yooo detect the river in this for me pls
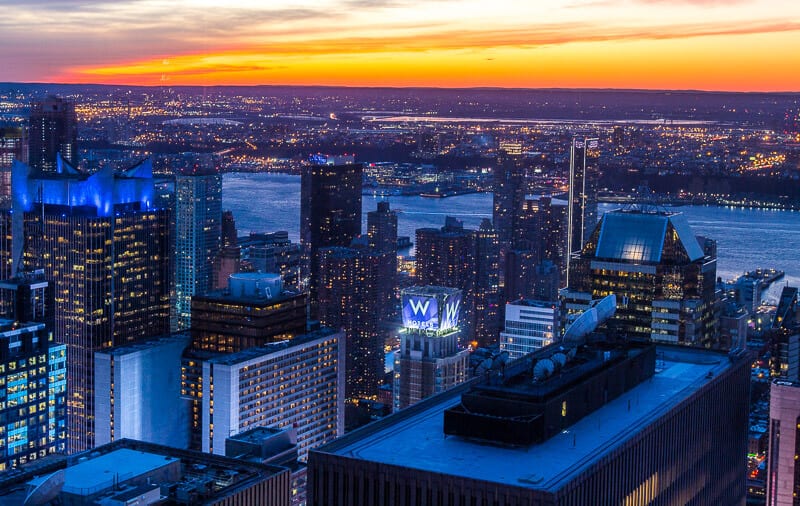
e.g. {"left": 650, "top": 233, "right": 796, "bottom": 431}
{"left": 223, "top": 172, "right": 800, "bottom": 301}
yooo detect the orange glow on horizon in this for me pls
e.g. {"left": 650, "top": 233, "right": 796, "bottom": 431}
{"left": 58, "top": 28, "right": 800, "bottom": 92}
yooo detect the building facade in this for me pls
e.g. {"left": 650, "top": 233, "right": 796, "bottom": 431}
{"left": 309, "top": 343, "right": 750, "bottom": 506}
{"left": 565, "top": 207, "right": 718, "bottom": 347}
{"left": 94, "top": 333, "right": 191, "bottom": 449}
{"left": 393, "top": 286, "right": 469, "bottom": 411}
{"left": 198, "top": 328, "right": 345, "bottom": 461}
{"left": 499, "top": 300, "right": 560, "bottom": 359}
{"left": 367, "top": 201, "right": 398, "bottom": 320}
{"left": 767, "top": 380, "right": 800, "bottom": 506}
{"left": 174, "top": 167, "right": 222, "bottom": 331}
{"left": 28, "top": 96, "right": 77, "bottom": 173}
{"left": 300, "top": 156, "right": 362, "bottom": 308}
{"left": 12, "top": 159, "right": 171, "bottom": 453}
{"left": 566, "top": 136, "right": 599, "bottom": 284}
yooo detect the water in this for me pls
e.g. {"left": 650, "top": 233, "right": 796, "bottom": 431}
{"left": 224, "top": 172, "right": 800, "bottom": 301}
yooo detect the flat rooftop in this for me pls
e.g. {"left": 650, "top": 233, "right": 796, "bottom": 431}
{"left": 60, "top": 448, "right": 177, "bottom": 495}
{"left": 318, "top": 345, "right": 737, "bottom": 492}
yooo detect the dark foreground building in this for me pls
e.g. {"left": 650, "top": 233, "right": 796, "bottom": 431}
{"left": 0, "top": 438, "right": 290, "bottom": 505}
{"left": 308, "top": 337, "right": 750, "bottom": 506}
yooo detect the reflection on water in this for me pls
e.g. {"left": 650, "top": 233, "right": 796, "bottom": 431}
{"left": 224, "top": 173, "right": 800, "bottom": 298}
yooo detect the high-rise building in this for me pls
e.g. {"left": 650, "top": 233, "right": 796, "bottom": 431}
{"left": 393, "top": 286, "right": 469, "bottom": 411}
{"left": 566, "top": 136, "right": 599, "bottom": 285}
{"left": 499, "top": 300, "right": 560, "bottom": 359}
{"left": 415, "top": 217, "right": 477, "bottom": 341}
{"left": 318, "top": 245, "right": 384, "bottom": 402}
{"left": 565, "top": 207, "right": 718, "bottom": 347}
{"left": 28, "top": 96, "right": 78, "bottom": 173}
{"left": 767, "top": 380, "right": 800, "bottom": 506}
{"left": 94, "top": 333, "right": 191, "bottom": 449}
{"left": 474, "top": 219, "right": 501, "bottom": 346}
{"left": 492, "top": 143, "right": 526, "bottom": 253}
{"left": 300, "top": 155, "right": 362, "bottom": 309}
{"left": 12, "top": 159, "right": 171, "bottom": 453}
{"left": 0, "top": 127, "right": 26, "bottom": 206}
{"left": 367, "top": 201, "right": 398, "bottom": 320}
{"left": 0, "top": 272, "right": 66, "bottom": 471}
{"left": 196, "top": 328, "right": 345, "bottom": 461}
{"left": 245, "top": 232, "right": 302, "bottom": 290}
{"left": 309, "top": 342, "right": 751, "bottom": 506}
{"left": 190, "top": 273, "right": 307, "bottom": 353}
{"left": 174, "top": 164, "right": 222, "bottom": 331}
{"left": 506, "top": 196, "right": 568, "bottom": 301}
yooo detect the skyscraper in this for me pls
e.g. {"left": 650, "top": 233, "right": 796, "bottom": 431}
{"left": 12, "top": 159, "right": 171, "bottom": 453}
{"left": 492, "top": 142, "right": 526, "bottom": 252}
{"left": 309, "top": 343, "right": 751, "bottom": 506}
{"left": 28, "top": 96, "right": 78, "bottom": 173}
{"left": 566, "top": 136, "right": 599, "bottom": 285}
{"left": 0, "top": 271, "right": 66, "bottom": 470}
{"left": 415, "top": 217, "right": 477, "bottom": 342}
{"left": 393, "top": 286, "right": 469, "bottom": 411}
{"left": 367, "top": 201, "right": 398, "bottom": 320}
{"left": 318, "top": 245, "right": 384, "bottom": 402}
{"left": 474, "top": 219, "right": 501, "bottom": 346}
{"left": 565, "top": 207, "right": 718, "bottom": 346}
{"left": 174, "top": 162, "right": 222, "bottom": 331}
{"left": 0, "top": 127, "right": 26, "bottom": 206}
{"left": 499, "top": 299, "right": 560, "bottom": 359}
{"left": 300, "top": 155, "right": 362, "bottom": 310}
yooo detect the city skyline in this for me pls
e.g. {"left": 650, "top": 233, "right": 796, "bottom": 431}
{"left": 1, "top": 0, "right": 798, "bottom": 91}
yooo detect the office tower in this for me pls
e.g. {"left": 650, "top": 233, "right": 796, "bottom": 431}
{"left": 174, "top": 164, "right": 222, "bottom": 331}
{"left": 318, "top": 246, "right": 384, "bottom": 401}
{"left": 190, "top": 273, "right": 307, "bottom": 353}
{"left": 507, "top": 196, "right": 568, "bottom": 301}
{"left": 12, "top": 159, "right": 171, "bottom": 453}
{"left": 300, "top": 155, "right": 362, "bottom": 308}
{"left": 415, "top": 217, "right": 477, "bottom": 341}
{"left": 94, "top": 333, "right": 190, "bottom": 448}
{"left": 309, "top": 342, "right": 751, "bottom": 506}
{"left": 492, "top": 142, "right": 526, "bottom": 252}
{"left": 566, "top": 136, "right": 599, "bottom": 285}
{"left": 0, "top": 273, "right": 66, "bottom": 471}
{"left": 197, "top": 328, "right": 345, "bottom": 461}
{"left": 0, "top": 439, "right": 291, "bottom": 505}
{"left": 767, "top": 380, "right": 800, "bottom": 506}
{"left": 367, "top": 201, "right": 398, "bottom": 320}
{"left": 0, "top": 127, "right": 26, "bottom": 206}
{"left": 474, "top": 219, "right": 501, "bottom": 346}
{"left": 564, "top": 207, "right": 718, "bottom": 346}
{"left": 499, "top": 300, "right": 560, "bottom": 359}
{"left": 221, "top": 209, "right": 237, "bottom": 247}
{"left": 28, "top": 96, "right": 78, "bottom": 173}
{"left": 393, "top": 286, "right": 469, "bottom": 411}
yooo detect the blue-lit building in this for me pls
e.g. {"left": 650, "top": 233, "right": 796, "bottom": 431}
{"left": 174, "top": 161, "right": 222, "bottom": 331}
{"left": 11, "top": 158, "right": 171, "bottom": 453}
{"left": 0, "top": 271, "right": 66, "bottom": 471}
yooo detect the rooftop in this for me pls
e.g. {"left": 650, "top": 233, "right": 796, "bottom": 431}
{"left": 316, "top": 345, "right": 742, "bottom": 492}
{"left": 204, "top": 327, "right": 340, "bottom": 366}
{"left": 58, "top": 448, "right": 177, "bottom": 496}
{"left": 594, "top": 209, "right": 704, "bottom": 263}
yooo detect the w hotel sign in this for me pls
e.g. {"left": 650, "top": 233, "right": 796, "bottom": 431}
{"left": 402, "top": 286, "right": 462, "bottom": 333}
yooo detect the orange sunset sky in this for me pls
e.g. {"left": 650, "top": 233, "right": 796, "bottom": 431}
{"left": 1, "top": 0, "right": 799, "bottom": 91}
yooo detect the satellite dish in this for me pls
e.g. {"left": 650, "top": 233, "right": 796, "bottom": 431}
{"left": 551, "top": 353, "right": 567, "bottom": 370}
{"left": 533, "top": 359, "right": 555, "bottom": 380}
{"left": 475, "top": 358, "right": 493, "bottom": 376}
{"left": 495, "top": 351, "right": 510, "bottom": 367}
{"left": 594, "top": 294, "right": 617, "bottom": 322}
{"left": 24, "top": 469, "right": 65, "bottom": 506}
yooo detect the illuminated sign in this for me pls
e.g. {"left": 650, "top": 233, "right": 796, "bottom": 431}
{"left": 402, "top": 289, "right": 461, "bottom": 332}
